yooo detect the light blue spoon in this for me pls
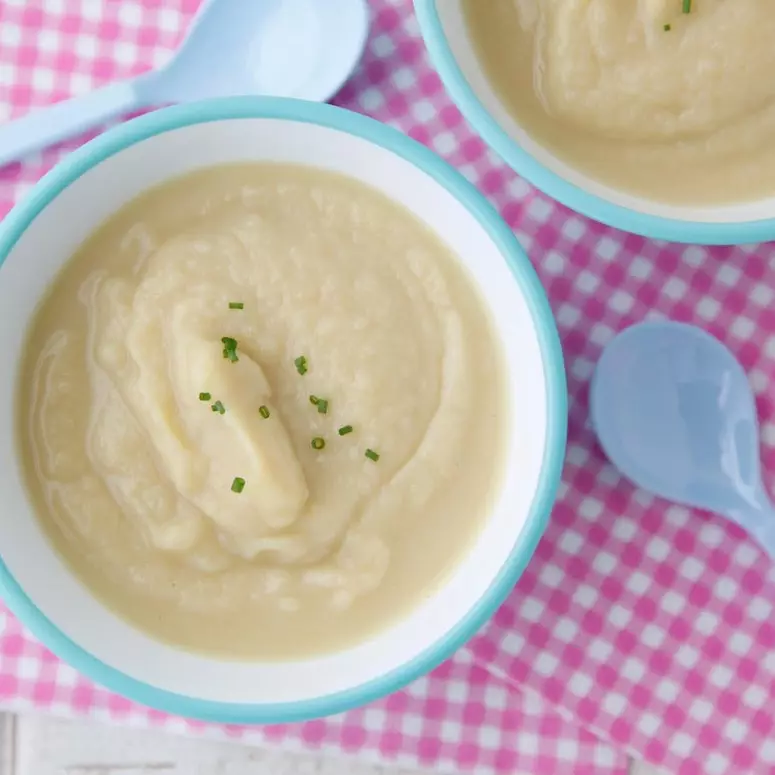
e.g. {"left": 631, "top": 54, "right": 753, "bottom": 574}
{"left": 0, "top": 0, "right": 369, "bottom": 168}
{"left": 590, "top": 320, "right": 775, "bottom": 559}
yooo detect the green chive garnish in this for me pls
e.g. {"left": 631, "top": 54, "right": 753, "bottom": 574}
{"left": 211, "top": 400, "right": 225, "bottom": 414}
{"left": 228, "top": 302, "right": 244, "bottom": 310}
{"left": 199, "top": 392, "right": 211, "bottom": 401}
{"left": 294, "top": 355, "right": 308, "bottom": 375}
{"left": 221, "top": 336, "right": 239, "bottom": 363}
{"left": 231, "top": 477, "right": 245, "bottom": 493}
{"left": 663, "top": 23, "right": 671, "bottom": 31}
{"left": 365, "top": 449, "right": 379, "bottom": 462}
{"left": 311, "top": 437, "right": 325, "bottom": 450}
{"left": 338, "top": 425, "right": 353, "bottom": 436}
{"left": 259, "top": 405, "right": 270, "bottom": 419}
{"left": 682, "top": 0, "right": 691, "bottom": 12}
{"left": 309, "top": 395, "right": 328, "bottom": 414}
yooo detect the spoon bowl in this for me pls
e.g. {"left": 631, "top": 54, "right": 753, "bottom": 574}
{"left": 148, "top": 0, "right": 369, "bottom": 104}
{"left": 590, "top": 321, "right": 775, "bottom": 559}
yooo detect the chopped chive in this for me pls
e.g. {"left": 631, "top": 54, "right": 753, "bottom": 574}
{"left": 309, "top": 395, "right": 328, "bottom": 414}
{"left": 221, "top": 336, "right": 239, "bottom": 363}
{"left": 211, "top": 400, "right": 225, "bottom": 414}
{"left": 228, "top": 302, "right": 244, "bottom": 310}
{"left": 682, "top": 0, "right": 691, "bottom": 12}
{"left": 259, "top": 405, "right": 270, "bottom": 419}
{"left": 663, "top": 23, "right": 671, "bottom": 30}
{"left": 231, "top": 476, "right": 246, "bottom": 493}
{"left": 199, "top": 392, "right": 211, "bottom": 401}
{"left": 294, "top": 355, "right": 308, "bottom": 375}
{"left": 338, "top": 425, "right": 354, "bottom": 436}
{"left": 365, "top": 449, "right": 380, "bottom": 462}
{"left": 311, "top": 437, "right": 325, "bottom": 450}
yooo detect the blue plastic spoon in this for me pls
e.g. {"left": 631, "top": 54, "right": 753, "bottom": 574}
{"left": 590, "top": 320, "right": 775, "bottom": 559}
{"left": 0, "top": 0, "right": 369, "bottom": 168}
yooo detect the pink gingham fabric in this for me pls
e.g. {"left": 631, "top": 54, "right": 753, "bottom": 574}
{"left": 1, "top": 1, "right": 774, "bottom": 774}
{"left": 0, "top": 609, "right": 624, "bottom": 775}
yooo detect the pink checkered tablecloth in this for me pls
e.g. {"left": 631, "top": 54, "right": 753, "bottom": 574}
{"left": 1, "top": 2, "right": 775, "bottom": 774}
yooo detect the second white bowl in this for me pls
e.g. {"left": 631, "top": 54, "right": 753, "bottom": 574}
{"left": 415, "top": 0, "right": 775, "bottom": 245}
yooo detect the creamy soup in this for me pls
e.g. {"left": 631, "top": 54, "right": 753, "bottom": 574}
{"left": 17, "top": 164, "right": 509, "bottom": 660}
{"left": 464, "top": 0, "right": 775, "bottom": 205}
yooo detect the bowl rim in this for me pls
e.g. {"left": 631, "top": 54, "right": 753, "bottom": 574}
{"left": 414, "top": 0, "right": 775, "bottom": 246}
{"left": 0, "top": 96, "right": 567, "bottom": 723}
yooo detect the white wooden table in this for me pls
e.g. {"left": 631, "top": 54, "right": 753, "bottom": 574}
{"left": 0, "top": 713, "right": 662, "bottom": 775}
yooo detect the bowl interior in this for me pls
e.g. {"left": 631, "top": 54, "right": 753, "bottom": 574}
{"left": 0, "top": 106, "right": 555, "bottom": 710}
{"left": 433, "top": 0, "right": 775, "bottom": 226}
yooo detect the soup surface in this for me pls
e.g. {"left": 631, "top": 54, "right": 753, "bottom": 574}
{"left": 17, "top": 164, "right": 509, "bottom": 659}
{"left": 464, "top": 0, "right": 775, "bottom": 205}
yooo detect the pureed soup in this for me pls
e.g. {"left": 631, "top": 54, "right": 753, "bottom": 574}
{"left": 17, "top": 164, "right": 509, "bottom": 659}
{"left": 464, "top": 0, "right": 775, "bottom": 205}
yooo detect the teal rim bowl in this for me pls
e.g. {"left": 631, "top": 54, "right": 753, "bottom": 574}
{"left": 414, "top": 0, "right": 775, "bottom": 246}
{"left": 0, "top": 97, "right": 567, "bottom": 723}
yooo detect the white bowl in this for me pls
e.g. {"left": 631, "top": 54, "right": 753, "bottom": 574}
{"left": 0, "top": 97, "right": 566, "bottom": 722}
{"left": 415, "top": 0, "right": 775, "bottom": 245}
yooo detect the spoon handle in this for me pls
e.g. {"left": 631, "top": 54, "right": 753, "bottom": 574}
{"left": 0, "top": 79, "right": 142, "bottom": 169}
